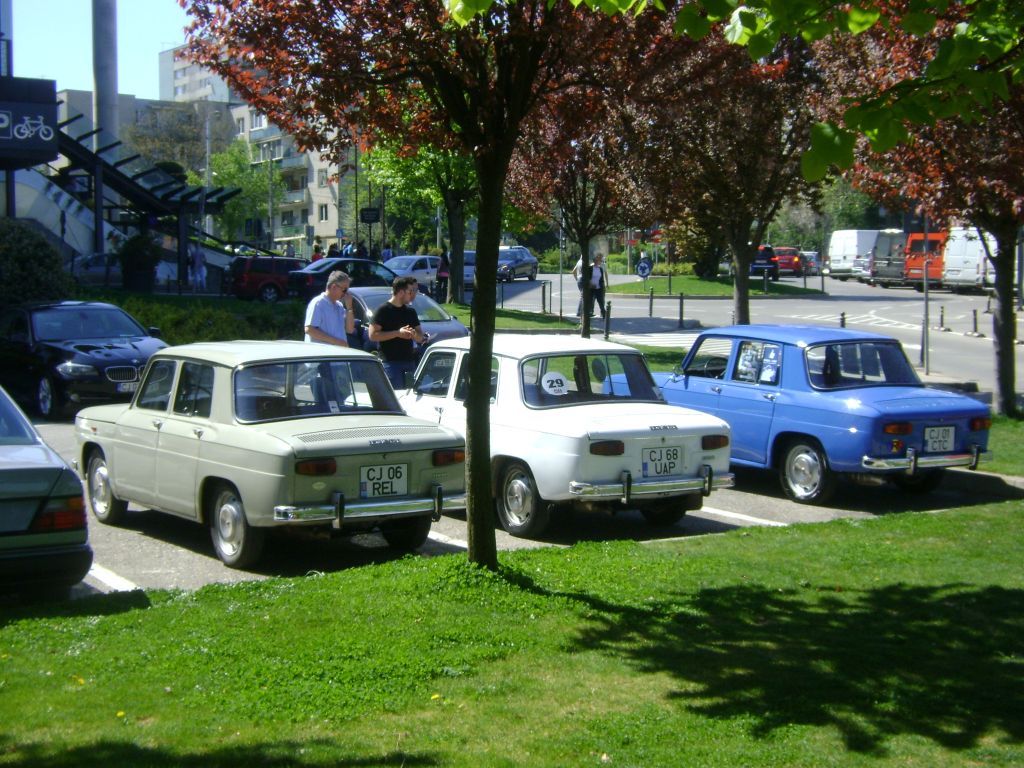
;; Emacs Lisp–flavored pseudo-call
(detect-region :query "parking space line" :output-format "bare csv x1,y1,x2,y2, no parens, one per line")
428,531,468,549
88,563,140,593
699,506,789,527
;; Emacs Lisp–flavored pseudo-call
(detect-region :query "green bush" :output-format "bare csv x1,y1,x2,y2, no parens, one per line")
0,218,76,306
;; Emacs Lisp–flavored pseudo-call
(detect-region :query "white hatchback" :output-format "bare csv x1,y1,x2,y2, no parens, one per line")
398,335,734,537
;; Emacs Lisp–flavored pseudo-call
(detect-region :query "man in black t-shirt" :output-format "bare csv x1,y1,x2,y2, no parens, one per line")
369,276,427,388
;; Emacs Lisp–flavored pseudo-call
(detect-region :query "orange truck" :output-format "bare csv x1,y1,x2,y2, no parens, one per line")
903,232,948,291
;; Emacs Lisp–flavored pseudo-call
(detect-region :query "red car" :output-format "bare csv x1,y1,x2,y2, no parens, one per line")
230,256,306,303
773,247,806,276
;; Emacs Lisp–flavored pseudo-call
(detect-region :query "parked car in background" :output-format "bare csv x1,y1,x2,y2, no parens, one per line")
462,250,476,289
0,301,167,420
345,286,468,355
496,246,539,282
230,255,306,302
855,229,906,284
773,247,806,276
67,253,178,289
749,245,779,281
825,229,879,280
654,325,991,504
399,335,734,538
904,232,948,291
384,255,440,291
942,227,999,294
800,251,820,276
287,258,398,302
0,386,92,599
74,341,467,568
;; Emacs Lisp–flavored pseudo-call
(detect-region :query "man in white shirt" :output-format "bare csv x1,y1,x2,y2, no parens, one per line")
304,270,355,346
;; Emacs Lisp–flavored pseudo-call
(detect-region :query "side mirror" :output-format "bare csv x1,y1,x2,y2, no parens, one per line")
148,327,162,338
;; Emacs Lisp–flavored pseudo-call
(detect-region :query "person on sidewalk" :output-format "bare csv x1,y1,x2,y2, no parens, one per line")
572,253,608,320
369,276,427,389
304,270,355,346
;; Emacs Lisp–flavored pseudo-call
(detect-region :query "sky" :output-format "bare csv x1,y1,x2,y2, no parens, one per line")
11,0,192,99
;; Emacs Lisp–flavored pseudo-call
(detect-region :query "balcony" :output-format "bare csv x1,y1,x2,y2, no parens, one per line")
279,153,307,170
279,188,309,207
278,224,306,237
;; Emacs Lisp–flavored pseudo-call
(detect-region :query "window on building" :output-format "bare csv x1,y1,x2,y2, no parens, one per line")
319,204,329,222
236,118,245,135
250,111,265,130
318,169,329,187
281,211,295,227
174,85,187,96
174,67,187,80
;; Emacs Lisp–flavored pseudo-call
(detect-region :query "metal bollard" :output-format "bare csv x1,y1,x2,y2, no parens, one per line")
763,270,769,293
985,295,992,314
649,288,654,318
541,281,548,314
965,308,986,337
668,272,672,295
678,292,685,328
604,302,611,341
840,312,846,328
499,281,504,309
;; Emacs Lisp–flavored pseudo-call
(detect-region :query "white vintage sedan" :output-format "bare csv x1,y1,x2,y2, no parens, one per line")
74,341,466,568
398,335,734,537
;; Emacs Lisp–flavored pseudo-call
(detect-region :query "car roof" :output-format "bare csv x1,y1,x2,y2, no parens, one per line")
152,340,377,368
427,334,639,358
294,257,396,273
699,324,898,346
15,300,123,312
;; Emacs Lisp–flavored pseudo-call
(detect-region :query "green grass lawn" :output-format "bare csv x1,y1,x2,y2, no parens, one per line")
1,504,1021,766
607,274,822,297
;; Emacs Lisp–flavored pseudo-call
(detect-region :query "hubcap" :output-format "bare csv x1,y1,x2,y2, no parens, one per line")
503,472,533,527
90,462,112,514
38,379,53,415
788,448,822,498
215,495,244,555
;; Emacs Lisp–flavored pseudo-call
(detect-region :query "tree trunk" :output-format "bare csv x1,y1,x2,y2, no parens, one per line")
464,156,505,571
729,239,755,325
990,226,1020,417
579,236,592,338
443,193,466,304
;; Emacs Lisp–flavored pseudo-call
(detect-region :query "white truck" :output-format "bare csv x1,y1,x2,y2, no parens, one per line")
824,229,882,281
942,226,998,293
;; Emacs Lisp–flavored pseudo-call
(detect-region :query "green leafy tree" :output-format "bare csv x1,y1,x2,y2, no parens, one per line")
0,219,75,304
122,103,234,174
187,140,283,241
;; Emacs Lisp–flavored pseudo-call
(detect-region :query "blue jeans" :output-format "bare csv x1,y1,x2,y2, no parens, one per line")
383,360,417,390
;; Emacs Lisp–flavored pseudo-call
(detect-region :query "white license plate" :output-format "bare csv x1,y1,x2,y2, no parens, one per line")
924,426,955,453
116,381,138,394
359,463,408,497
642,446,682,477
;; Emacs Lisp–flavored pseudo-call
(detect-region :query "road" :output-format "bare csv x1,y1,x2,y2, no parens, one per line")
29,276,1023,598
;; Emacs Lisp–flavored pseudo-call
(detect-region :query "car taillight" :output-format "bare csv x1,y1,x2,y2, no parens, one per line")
590,440,624,456
432,448,465,466
970,417,992,431
883,422,913,435
304,275,314,287
702,434,729,450
770,256,778,263
296,458,337,476
30,495,86,532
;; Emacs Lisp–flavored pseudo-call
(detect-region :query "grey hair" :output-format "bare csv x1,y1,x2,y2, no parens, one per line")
327,270,351,288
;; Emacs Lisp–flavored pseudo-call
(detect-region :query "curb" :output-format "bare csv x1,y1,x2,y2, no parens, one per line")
943,468,1024,499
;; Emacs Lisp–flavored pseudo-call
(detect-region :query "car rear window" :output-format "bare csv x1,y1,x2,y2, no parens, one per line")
520,352,661,406
806,342,920,389
234,358,401,421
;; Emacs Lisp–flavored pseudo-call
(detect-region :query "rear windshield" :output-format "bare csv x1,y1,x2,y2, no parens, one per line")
520,352,661,407
806,342,920,390
0,394,35,445
234,358,401,421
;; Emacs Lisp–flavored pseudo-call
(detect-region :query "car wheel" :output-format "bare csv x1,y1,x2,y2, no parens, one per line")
528,269,537,281
779,439,836,504
86,451,128,525
208,483,265,568
37,375,64,419
258,283,281,303
892,470,945,494
496,461,549,537
381,515,432,552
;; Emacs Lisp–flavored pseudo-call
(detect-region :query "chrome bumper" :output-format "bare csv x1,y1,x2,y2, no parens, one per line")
274,484,465,526
568,465,734,504
861,445,989,473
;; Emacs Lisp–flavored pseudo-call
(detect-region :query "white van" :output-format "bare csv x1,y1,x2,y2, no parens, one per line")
825,230,882,280
943,226,997,293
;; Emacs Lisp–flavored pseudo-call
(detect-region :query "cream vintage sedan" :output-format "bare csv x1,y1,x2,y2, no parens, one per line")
398,335,734,537
74,341,466,568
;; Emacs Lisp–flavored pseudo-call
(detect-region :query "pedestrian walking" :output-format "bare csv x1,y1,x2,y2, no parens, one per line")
304,270,355,346
368,276,427,389
191,242,207,292
572,253,607,320
435,250,450,302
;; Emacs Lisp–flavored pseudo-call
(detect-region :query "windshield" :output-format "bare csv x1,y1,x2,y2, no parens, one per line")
32,307,146,341
806,342,920,390
385,256,417,270
359,292,451,322
234,358,401,421
520,352,661,407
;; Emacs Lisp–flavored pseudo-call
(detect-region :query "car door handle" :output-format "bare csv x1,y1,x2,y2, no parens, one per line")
152,419,163,429
710,386,722,394
193,428,204,438
762,393,778,402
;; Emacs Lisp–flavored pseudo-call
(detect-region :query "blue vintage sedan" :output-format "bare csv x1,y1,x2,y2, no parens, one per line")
653,325,992,503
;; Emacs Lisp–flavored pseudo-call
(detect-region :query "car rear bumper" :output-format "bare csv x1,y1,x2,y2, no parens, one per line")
861,445,989,472
0,543,93,590
273,485,466,526
568,465,734,502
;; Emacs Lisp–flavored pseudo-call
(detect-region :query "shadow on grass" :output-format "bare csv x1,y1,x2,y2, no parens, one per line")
507,569,1024,756
0,589,151,630
0,739,439,768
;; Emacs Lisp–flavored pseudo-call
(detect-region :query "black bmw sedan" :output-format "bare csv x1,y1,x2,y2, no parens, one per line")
0,301,167,419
